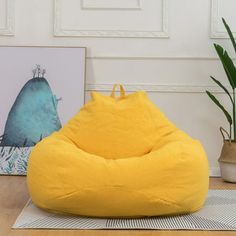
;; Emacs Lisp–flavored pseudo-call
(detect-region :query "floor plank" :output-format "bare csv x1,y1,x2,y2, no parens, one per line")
1,176,236,236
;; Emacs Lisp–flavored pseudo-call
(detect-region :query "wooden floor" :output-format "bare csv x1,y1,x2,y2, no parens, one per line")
1,177,236,236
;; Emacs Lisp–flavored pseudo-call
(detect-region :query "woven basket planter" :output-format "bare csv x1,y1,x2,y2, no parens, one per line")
218,127,236,182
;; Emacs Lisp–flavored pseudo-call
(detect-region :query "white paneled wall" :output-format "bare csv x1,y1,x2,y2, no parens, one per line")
1,0,236,176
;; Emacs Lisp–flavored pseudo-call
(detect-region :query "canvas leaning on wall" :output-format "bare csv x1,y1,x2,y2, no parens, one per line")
0,46,86,175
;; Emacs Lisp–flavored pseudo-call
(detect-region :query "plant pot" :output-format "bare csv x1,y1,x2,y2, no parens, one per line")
218,141,236,183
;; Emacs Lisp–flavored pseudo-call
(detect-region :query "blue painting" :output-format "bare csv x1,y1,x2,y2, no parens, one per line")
0,65,62,175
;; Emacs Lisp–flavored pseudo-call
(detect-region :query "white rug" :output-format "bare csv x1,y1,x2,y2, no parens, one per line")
13,190,236,230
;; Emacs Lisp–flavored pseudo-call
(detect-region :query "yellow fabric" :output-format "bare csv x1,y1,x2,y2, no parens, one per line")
27,84,209,218
59,85,176,159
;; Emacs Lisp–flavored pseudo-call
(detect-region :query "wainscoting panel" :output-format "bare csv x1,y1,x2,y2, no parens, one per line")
81,0,141,10
54,0,169,38
0,0,14,35
211,0,236,38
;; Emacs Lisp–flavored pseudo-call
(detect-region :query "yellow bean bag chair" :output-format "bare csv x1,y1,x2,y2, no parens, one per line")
27,84,209,218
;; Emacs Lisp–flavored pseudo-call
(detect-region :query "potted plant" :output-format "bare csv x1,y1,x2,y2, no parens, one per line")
206,18,236,182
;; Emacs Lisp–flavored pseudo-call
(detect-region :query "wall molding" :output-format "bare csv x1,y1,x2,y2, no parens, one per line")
0,47,231,60
81,0,141,10
85,83,231,94
211,0,235,38
0,0,14,36
54,0,169,38
86,55,236,60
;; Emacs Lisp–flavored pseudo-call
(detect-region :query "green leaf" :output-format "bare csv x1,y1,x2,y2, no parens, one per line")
214,44,236,89
222,18,236,54
206,90,232,125
210,76,233,104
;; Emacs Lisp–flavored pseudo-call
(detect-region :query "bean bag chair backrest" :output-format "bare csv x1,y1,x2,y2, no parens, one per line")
61,84,177,159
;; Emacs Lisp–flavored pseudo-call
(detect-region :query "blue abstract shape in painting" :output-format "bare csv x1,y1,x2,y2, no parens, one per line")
0,65,62,147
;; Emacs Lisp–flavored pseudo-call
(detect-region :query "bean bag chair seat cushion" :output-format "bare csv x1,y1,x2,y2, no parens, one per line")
27,84,209,218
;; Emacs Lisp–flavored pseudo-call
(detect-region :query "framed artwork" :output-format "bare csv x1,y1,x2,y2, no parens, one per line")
0,46,86,175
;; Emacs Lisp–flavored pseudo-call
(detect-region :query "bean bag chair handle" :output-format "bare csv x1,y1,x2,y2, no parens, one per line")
111,84,125,99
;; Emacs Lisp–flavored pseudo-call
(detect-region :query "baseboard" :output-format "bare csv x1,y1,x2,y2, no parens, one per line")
209,167,221,177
